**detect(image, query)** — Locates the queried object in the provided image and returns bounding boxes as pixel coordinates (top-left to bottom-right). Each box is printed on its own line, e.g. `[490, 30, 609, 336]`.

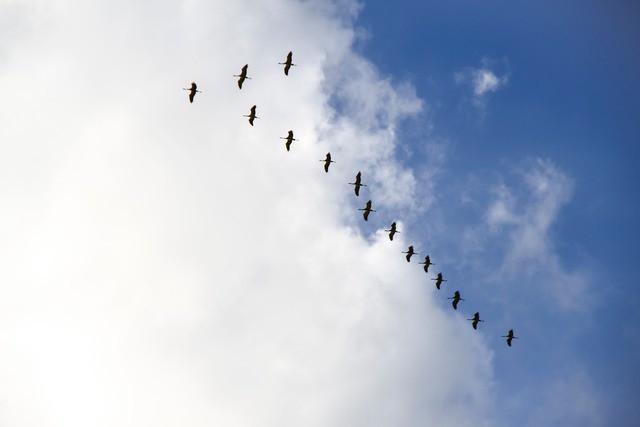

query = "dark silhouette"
[447, 291, 465, 310]
[431, 272, 447, 290]
[183, 82, 201, 103]
[502, 329, 518, 347]
[402, 245, 417, 262]
[418, 255, 435, 273]
[349, 172, 366, 196]
[279, 51, 297, 76]
[280, 130, 297, 151]
[468, 312, 484, 330]
[243, 105, 259, 126]
[320, 153, 334, 173]
[384, 222, 400, 241]
[358, 200, 376, 221]
[235, 64, 251, 89]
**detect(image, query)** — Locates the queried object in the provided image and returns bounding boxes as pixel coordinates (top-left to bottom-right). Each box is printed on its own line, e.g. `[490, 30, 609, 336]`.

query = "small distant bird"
[468, 312, 484, 330]
[402, 245, 417, 262]
[243, 105, 259, 126]
[358, 200, 376, 221]
[431, 272, 447, 290]
[447, 291, 465, 310]
[384, 222, 400, 241]
[183, 82, 201, 103]
[502, 329, 518, 347]
[320, 153, 335, 173]
[349, 172, 366, 196]
[279, 51, 297, 76]
[418, 255, 435, 273]
[234, 64, 251, 89]
[280, 130, 297, 151]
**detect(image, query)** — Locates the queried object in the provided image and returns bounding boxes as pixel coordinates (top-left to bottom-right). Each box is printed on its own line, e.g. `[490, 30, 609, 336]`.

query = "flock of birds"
[183, 51, 519, 348]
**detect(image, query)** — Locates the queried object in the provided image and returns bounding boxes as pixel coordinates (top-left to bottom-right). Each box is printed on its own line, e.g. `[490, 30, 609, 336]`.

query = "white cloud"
[0, 1, 496, 426]
[455, 58, 509, 116]
[479, 159, 591, 310]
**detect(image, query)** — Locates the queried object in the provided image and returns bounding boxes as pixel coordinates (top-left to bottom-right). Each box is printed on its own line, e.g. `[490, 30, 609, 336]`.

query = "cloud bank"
[0, 1, 496, 426]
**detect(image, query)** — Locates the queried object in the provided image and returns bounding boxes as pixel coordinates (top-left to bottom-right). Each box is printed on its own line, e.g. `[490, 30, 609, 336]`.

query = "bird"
[502, 329, 518, 347]
[402, 245, 417, 262]
[349, 172, 366, 196]
[358, 200, 376, 221]
[418, 255, 435, 273]
[468, 312, 484, 330]
[431, 272, 447, 290]
[279, 51, 297, 76]
[384, 222, 400, 241]
[234, 64, 251, 89]
[243, 105, 259, 126]
[447, 291, 465, 310]
[280, 130, 297, 151]
[320, 153, 335, 173]
[183, 82, 201, 103]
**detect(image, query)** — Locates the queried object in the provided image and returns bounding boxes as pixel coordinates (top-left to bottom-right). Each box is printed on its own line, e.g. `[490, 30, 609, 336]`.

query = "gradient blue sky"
[357, 0, 640, 424]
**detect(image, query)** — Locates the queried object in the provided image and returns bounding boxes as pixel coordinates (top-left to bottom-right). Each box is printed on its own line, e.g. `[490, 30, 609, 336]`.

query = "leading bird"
[279, 51, 297, 76]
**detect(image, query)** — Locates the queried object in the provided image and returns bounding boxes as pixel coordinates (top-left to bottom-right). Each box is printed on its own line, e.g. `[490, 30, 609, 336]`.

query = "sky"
[0, 0, 638, 426]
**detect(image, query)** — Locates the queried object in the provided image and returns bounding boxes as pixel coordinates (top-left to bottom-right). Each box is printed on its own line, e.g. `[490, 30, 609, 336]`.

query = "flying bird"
[502, 329, 519, 347]
[243, 105, 259, 126]
[384, 222, 400, 241]
[320, 152, 335, 173]
[431, 272, 447, 290]
[280, 130, 297, 151]
[279, 51, 297, 76]
[349, 172, 367, 196]
[447, 291, 465, 310]
[402, 245, 417, 262]
[418, 255, 435, 273]
[468, 312, 484, 330]
[234, 64, 251, 89]
[183, 82, 201, 103]
[358, 200, 376, 221]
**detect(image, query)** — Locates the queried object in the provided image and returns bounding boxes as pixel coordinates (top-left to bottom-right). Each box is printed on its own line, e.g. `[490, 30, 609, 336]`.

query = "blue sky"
[0, 0, 638, 425]
[357, 0, 640, 424]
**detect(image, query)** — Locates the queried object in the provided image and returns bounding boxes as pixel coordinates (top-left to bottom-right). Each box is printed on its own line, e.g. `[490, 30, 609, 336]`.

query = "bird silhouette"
[431, 272, 447, 290]
[418, 255, 435, 273]
[234, 64, 251, 89]
[349, 172, 366, 196]
[384, 222, 400, 241]
[358, 200, 376, 221]
[183, 82, 201, 103]
[447, 291, 465, 310]
[402, 245, 417, 262]
[502, 329, 518, 347]
[320, 153, 335, 173]
[280, 130, 297, 151]
[279, 51, 297, 76]
[468, 312, 484, 330]
[243, 105, 259, 126]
